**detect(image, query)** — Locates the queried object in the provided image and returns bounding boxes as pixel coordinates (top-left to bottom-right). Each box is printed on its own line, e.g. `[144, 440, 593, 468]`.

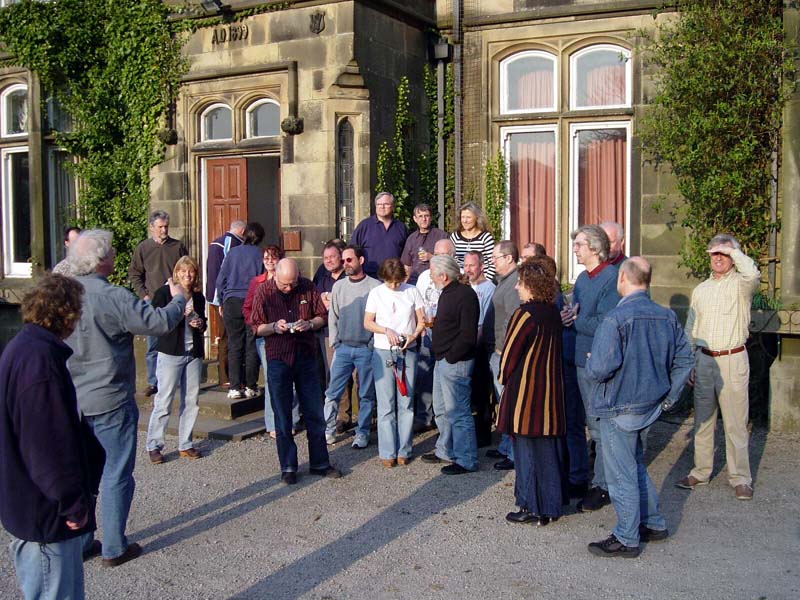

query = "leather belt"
[701, 345, 745, 357]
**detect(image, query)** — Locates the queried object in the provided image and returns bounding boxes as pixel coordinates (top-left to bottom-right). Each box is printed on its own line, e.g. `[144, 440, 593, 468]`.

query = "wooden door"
[206, 157, 247, 357]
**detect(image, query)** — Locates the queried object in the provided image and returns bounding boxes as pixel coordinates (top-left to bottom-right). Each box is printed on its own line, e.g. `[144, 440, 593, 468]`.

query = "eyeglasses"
[709, 252, 729, 258]
[376, 203, 393, 207]
[572, 241, 589, 248]
[491, 253, 510, 261]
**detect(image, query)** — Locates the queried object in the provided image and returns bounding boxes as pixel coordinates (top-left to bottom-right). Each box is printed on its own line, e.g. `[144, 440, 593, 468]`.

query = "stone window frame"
[1, 83, 28, 139]
[499, 49, 558, 115]
[569, 43, 632, 111]
[200, 102, 233, 142]
[244, 97, 281, 139]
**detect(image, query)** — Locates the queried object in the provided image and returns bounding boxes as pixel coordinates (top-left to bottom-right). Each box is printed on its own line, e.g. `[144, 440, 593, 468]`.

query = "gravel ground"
[2, 418, 799, 600]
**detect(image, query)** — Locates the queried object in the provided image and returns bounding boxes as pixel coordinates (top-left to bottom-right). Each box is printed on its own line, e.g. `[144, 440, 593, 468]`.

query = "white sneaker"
[352, 433, 368, 449]
[244, 387, 260, 399]
[227, 389, 244, 399]
[325, 433, 337, 445]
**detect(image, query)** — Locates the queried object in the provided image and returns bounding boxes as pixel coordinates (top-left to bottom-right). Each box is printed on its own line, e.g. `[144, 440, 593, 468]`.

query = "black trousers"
[223, 297, 259, 389]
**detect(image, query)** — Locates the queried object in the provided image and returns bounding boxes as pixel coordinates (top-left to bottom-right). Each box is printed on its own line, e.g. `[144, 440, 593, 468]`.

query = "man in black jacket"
[421, 255, 480, 474]
[0, 274, 103, 600]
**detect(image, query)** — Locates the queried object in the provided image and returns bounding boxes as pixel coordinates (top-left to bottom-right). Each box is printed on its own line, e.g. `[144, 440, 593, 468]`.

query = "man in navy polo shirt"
[351, 192, 408, 279]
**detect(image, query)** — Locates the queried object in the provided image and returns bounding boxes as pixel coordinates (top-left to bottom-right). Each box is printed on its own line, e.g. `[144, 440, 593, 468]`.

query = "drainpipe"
[453, 0, 462, 210]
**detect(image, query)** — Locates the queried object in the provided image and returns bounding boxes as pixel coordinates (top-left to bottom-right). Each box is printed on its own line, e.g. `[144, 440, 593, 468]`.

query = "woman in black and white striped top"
[449, 202, 496, 280]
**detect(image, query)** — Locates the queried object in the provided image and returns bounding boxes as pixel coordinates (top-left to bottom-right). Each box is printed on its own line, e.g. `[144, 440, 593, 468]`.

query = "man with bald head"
[600, 222, 626, 267]
[249, 259, 341, 484]
[584, 257, 693, 557]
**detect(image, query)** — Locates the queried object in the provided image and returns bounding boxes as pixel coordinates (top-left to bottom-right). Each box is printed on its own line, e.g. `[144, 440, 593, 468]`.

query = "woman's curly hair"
[517, 258, 556, 304]
[21, 274, 84, 338]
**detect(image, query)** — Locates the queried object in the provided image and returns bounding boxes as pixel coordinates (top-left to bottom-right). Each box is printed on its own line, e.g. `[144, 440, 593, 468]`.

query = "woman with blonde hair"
[449, 202, 495, 280]
[146, 256, 207, 463]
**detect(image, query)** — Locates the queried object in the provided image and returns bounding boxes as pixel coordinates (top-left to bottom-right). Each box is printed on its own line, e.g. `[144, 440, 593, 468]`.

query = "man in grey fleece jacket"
[323, 246, 380, 446]
[66, 230, 187, 566]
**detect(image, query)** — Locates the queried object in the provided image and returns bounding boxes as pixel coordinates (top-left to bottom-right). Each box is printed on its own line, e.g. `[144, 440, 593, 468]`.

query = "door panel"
[206, 157, 247, 362]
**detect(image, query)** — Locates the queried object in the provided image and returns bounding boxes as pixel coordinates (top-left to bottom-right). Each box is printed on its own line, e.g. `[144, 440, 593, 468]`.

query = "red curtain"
[509, 134, 556, 256]
[578, 131, 626, 228]
[512, 69, 554, 111]
[584, 63, 625, 106]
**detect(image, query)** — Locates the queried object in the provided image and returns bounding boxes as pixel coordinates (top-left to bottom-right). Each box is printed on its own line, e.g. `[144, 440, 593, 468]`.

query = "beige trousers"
[690, 350, 752, 487]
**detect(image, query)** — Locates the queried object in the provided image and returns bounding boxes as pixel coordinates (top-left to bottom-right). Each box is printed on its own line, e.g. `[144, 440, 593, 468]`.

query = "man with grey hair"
[421, 255, 480, 474]
[677, 233, 759, 500]
[67, 230, 187, 566]
[351, 191, 408, 279]
[600, 222, 627, 266]
[206, 220, 246, 387]
[128, 210, 188, 396]
[413, 238, 457, 432]
[563, 224, 620, 512]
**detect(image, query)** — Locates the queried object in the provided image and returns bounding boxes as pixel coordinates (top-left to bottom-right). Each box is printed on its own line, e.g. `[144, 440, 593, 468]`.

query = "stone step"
[135, 384, 266, 421]
[137, 404, 266, 442]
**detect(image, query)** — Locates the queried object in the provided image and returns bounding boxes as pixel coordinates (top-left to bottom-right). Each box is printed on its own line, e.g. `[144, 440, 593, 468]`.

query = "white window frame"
[569, 44, 632, 111]
[1, 84, 28, 139]
[2, 146, 32, 277]
[245, 98, 280, 139]
[200, 103, 232, 142]
[568, 120, 631, 282]
[500, 124, 560, 256]
[500, 50, 557, 115]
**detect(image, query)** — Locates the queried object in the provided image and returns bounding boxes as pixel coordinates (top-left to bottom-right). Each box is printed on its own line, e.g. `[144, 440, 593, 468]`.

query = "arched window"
[1, 84, 28, 137]
[500, 51, 557, 114]
[336, 119, 355, 240]
[201, 103, 232, 141]
[570, 45, 632, 110]
[246, 99, 280, 138]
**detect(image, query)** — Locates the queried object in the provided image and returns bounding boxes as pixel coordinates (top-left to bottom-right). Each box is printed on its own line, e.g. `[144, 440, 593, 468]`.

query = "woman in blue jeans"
[364, 259, 425, 467]
[146, 256, 207, 463]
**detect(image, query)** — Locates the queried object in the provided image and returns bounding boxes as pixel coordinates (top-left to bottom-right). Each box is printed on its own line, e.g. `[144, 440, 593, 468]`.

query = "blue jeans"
[433, 358, 478, 470]
[599, 418, 666, 548]
[325, 345, 375, 438]
[146, 353, 201, 451]
[413, 335, 434, 426]
[145, 335, 158, 387]
[83, 401, 138, 560]
[564, 362, 589, 485]
[9, 535, 84, 600]
[373, 348, 417, 460]
[267, 354, 330, 473]
[257, 338, 301, 432]
[489, 352, 514, 461]
[577, 366, 605, 490]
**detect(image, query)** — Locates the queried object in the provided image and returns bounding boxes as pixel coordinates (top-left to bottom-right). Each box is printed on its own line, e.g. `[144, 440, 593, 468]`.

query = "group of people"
[0, 192, 761, 598]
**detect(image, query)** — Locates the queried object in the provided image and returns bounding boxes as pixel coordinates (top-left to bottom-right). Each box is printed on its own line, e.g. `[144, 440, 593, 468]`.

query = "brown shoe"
[734, 484, 753, 501]
[102, 543, 142, 567]
[144, 385, 157, 397]
[179, 448, 202, 460]
[381, 459, 396, 468]
[676, 475, 708, 490]
[397, 457, 410, 466]
[148, 449, 164, 464]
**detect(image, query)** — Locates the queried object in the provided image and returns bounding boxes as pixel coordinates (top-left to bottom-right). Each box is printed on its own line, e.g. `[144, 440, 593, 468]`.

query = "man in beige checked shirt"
[677, 233, 760, 501]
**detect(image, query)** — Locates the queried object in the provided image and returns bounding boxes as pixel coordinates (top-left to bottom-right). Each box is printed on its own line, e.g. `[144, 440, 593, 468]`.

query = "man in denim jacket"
[584, 257, 693, 558]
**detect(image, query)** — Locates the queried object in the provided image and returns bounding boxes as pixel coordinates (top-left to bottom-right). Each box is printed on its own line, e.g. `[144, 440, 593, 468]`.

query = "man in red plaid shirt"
[249, 259, 342, 485]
